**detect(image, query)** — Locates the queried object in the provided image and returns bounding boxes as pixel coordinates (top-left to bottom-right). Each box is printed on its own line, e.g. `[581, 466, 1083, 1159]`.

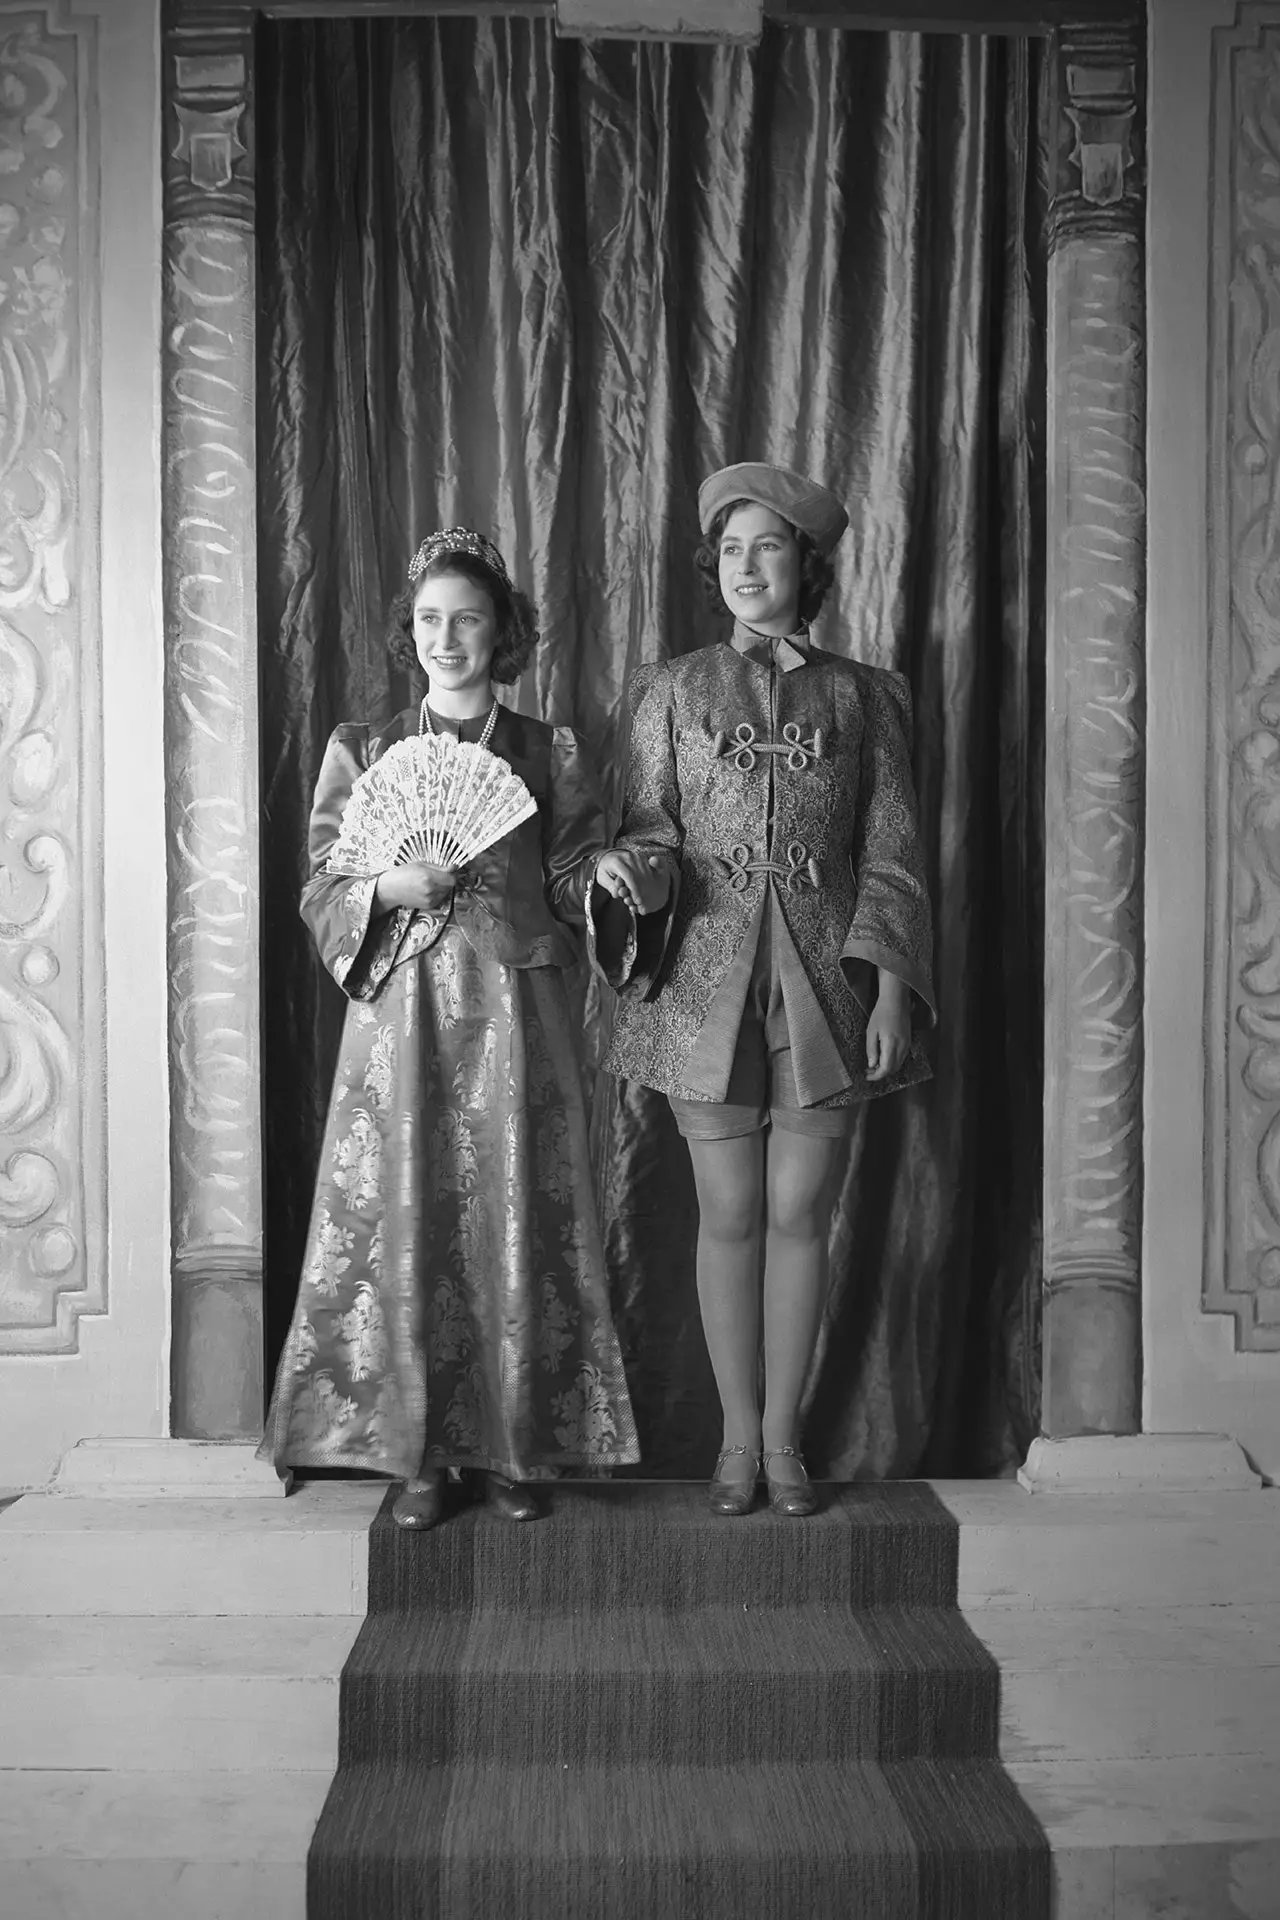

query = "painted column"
[1041, 21, 1147, 1436]
[161, 0, 262, 1439]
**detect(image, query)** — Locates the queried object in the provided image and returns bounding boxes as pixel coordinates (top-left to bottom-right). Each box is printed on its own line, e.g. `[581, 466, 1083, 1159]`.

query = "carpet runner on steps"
[308, 1481, 1050, 1919]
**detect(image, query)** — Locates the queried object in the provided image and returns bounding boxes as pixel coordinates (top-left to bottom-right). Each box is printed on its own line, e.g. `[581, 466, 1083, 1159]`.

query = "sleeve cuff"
[334, 878, 412, 1000]
[586, 870, 680, 997]
[587, 882, 640, 988]
[839, 936, 936, 1028]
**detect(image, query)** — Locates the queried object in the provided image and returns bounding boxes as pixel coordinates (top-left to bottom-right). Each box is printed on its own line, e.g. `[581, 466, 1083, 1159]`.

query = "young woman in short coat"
[596, 464, 935, 1516]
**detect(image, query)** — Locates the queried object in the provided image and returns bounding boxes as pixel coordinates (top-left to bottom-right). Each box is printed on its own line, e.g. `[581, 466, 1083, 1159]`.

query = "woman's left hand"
[596, 849, 670, 916]
[866, 972, 911, 1081]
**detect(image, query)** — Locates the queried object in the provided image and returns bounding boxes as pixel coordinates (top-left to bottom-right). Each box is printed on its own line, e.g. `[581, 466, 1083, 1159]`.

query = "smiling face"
[716, 502, 802, 636]
[412, 569, 498, 710]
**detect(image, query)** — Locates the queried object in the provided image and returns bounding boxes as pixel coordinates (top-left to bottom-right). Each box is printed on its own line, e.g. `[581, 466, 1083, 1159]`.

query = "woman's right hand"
[595, 849, 671, 916]
[373, 862, 456, 914]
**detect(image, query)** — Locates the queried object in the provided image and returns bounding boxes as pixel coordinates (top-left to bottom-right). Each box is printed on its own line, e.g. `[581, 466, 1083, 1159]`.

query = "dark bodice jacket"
[598, 626, 936, 1105]
[302, 702, 605, 999]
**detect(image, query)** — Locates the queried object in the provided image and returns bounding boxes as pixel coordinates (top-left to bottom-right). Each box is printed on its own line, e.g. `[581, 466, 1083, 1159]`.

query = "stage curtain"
[256, 16, 1046, 1477]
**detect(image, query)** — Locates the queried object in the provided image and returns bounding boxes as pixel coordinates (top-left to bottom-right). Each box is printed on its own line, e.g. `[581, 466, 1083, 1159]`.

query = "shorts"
[667, 904, 855, 1143]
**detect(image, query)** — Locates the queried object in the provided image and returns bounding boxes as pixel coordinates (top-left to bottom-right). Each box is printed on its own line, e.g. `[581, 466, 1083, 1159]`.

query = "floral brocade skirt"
[259, 927, 639, 1482]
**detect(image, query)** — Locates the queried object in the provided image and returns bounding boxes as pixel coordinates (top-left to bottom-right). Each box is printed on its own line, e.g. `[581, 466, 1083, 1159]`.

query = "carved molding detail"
[555, 0, 762, 41]
[1049, 21, 1143, 245]
[1041, 22, 1146, 1434]
[1205, 8, 1280, 1351]
[0, 4, 104, 1354]
[162, 0, 263, 1428]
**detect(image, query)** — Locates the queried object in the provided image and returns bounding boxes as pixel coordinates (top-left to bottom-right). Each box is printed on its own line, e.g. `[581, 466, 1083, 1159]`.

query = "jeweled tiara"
[407, 527, 511, 587]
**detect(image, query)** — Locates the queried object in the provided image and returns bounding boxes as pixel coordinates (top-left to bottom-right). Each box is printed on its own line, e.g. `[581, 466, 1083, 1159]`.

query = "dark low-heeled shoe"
[392, 1471, 446, 1530]
[708, 1444, 761, 1518]
[763, 1446, 817, 1517]
[485, 1473, 541, 1523]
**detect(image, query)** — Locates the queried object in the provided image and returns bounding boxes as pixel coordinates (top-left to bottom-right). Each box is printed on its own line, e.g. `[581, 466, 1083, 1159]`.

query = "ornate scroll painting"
[1206, 12, 1280, 1351]
[0, 6, 104, 1352]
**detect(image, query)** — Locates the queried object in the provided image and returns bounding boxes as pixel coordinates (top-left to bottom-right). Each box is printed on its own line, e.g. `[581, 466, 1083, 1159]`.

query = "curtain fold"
[256, 17, 1046, 1477]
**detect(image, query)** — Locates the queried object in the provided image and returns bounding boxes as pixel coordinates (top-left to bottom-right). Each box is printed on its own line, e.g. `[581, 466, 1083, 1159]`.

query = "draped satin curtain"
[257, 17, 1046, 1478]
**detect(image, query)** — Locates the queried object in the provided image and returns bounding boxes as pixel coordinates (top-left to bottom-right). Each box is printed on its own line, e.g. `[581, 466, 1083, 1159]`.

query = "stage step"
[4, 1603, 1275, 1779]
[0, 1758, 1276, 1920]
[307, 1756, 1044, 1916]
[0, 1482, 1277, 1919]
[338, 1602, 1000, 1766]
[1010, 1754, 1280, 1918]
[4, 1483, 1278, 1617]
[940, 1482, 1280, 1609]
[0, 1484, 383, 1616]
[970, 1600, 1280, 1765]
[0, 1616, 361, 1770]
[0, 1489, 374, 1915]
[0, 1769, 322, 1920]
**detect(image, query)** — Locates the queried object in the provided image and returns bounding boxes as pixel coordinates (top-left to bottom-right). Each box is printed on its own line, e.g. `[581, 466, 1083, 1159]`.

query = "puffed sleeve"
[588, 661, 682, 996]
[543, 726, 609, 925]
[840, 670, 937, 1025]
[299, 725, 411, 1001]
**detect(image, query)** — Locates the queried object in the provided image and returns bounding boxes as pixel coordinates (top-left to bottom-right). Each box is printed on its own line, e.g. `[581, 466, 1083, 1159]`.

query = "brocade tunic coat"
[601, 625, 936, 1106]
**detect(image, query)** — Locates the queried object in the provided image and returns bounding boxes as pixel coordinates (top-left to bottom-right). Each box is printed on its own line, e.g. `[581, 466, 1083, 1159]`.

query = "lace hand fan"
[327, 733, 538, 875]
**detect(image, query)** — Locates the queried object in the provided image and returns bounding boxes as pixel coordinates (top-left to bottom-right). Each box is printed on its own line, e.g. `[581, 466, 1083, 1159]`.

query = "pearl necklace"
[419, 695, 499, 749]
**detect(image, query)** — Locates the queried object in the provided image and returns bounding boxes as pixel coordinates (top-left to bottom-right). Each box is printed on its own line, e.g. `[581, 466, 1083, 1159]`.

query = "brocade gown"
[259, 703, 639, 1482]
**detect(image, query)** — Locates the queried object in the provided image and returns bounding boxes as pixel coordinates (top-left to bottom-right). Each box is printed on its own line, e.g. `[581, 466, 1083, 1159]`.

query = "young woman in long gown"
[261, 529, 653, 1528]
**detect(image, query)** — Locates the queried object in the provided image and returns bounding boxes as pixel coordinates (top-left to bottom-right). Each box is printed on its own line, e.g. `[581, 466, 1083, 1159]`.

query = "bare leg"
[686, 1132, 766, 1485]
[760, 1129, 844, 1487]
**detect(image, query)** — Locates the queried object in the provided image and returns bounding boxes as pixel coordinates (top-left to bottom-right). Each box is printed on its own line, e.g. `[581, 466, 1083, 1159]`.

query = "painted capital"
[1050, 23, 1143, 245]
[164, 3, 253, 223]
[173, 100, 247, 192]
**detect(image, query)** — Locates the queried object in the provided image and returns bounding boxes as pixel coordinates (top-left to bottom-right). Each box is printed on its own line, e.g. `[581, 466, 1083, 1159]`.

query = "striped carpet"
[308, 1481, 1050, 1918]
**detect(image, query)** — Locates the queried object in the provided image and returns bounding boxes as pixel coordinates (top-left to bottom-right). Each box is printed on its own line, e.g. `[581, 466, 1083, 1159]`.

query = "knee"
[698, 1193, 762, 1246]
[689, 1139, 764, 1243]
[765, 1187, 826, 1243]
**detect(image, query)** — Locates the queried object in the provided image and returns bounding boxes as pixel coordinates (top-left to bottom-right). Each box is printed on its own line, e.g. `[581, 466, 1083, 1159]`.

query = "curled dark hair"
[386, 550, 540, 686]
[694, 499, 836, 625]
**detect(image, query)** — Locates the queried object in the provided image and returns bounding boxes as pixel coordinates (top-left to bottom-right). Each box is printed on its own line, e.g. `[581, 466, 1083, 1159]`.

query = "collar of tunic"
[730, 620, 810, 672]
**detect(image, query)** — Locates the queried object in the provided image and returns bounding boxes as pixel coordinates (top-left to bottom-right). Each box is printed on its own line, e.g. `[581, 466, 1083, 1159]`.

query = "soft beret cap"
[697, 462, 850, 557]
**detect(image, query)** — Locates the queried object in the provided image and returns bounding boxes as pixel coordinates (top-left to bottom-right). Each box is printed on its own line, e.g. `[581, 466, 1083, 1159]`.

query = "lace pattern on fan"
[326, 734, 539, 876]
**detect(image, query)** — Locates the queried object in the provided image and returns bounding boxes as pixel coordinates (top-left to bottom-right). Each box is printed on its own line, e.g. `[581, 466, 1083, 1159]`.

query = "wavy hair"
[694, 499, 836, 625]
[386, 550, 540, 687]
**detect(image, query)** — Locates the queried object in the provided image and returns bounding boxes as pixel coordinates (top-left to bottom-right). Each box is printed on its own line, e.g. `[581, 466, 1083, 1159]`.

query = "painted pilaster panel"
[1141, 0, 1280, 1476]
[161, 0, 262, 1438]
[0, 4, 105, 1355]
[1205, 6, 1280, 1353]
[1041, 20, 1147, 1435]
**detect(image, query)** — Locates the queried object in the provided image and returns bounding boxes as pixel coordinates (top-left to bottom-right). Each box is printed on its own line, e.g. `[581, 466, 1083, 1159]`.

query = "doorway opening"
[253, 14, 1047, 1478]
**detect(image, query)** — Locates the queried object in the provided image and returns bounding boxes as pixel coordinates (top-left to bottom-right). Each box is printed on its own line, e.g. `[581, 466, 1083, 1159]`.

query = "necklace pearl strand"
[419, 693, 498, 750]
